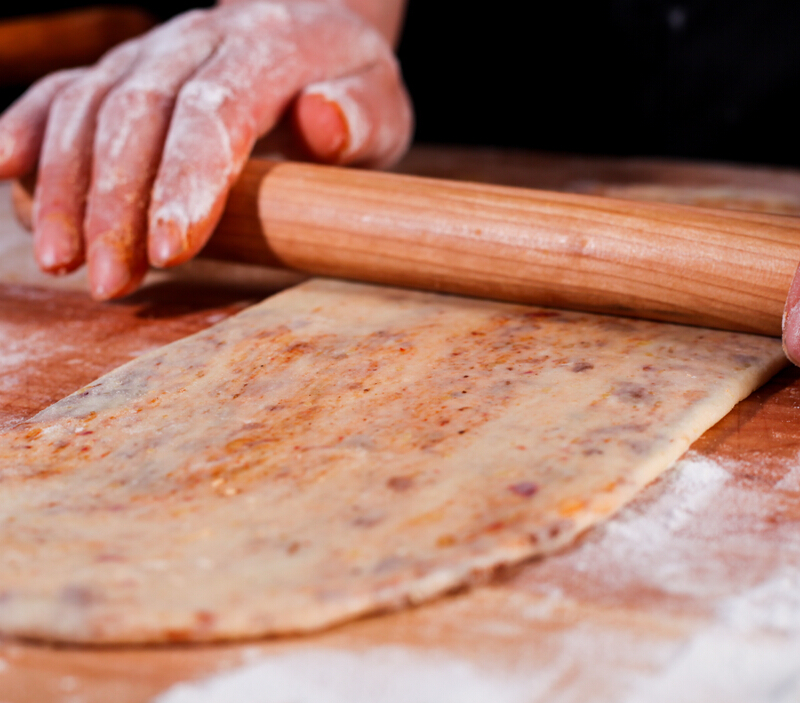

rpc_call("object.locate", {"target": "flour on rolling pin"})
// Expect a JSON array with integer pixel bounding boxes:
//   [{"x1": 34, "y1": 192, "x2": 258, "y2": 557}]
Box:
[{"x1": 0, "y1": 279, "x2": 786, "y2": 643}]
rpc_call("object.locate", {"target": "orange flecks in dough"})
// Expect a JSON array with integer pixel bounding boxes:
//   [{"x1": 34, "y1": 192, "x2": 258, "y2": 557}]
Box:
[{"x1": 558, "y1": 498, "x2": 587, "y2": 517}]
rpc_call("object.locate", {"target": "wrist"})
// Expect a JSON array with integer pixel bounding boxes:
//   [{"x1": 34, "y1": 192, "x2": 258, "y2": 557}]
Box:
[{"x1": 214, "y1": 0, "x2": 405, "y2": 46}]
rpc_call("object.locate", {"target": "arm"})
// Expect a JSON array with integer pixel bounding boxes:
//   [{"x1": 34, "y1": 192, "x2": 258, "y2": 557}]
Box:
[
  {"x1": 0, "y1": 0, "x2": 412, "y2": 299},
  {"x1": 216, "y1": 0, "x2": 408, "y2": 45}
]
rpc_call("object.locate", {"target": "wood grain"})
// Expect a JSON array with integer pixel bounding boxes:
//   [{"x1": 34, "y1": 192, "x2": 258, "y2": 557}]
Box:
[
  {"x1": 0, "y1": 282, "x2": 259, "y2": 431},
  {"x1": 230, "y1": 160, "x2": 800, "y2": 336},
  {"x1": 393, "y1": 144, "x2": 800, "y2": 206},
  {"x1": 15, "y1": 157, "x2": 800, "y2": 335},
  {"x1": 4, "y1": 149, "x2": 800, "y2": 701}
]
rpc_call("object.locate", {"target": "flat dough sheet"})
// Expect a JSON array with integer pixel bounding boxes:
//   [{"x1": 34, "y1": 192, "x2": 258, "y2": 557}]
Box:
[{"x1": 0, "y1": 279, "x2": 786, "y2": 643}]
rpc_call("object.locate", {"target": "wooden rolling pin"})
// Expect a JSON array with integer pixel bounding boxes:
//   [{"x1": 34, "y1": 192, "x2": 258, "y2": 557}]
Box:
[
  {"x1": 14, "y1": 158, "x2": 800, "y2": 336},
  {"x1": 205, "y1": 158, "x2": 800, "y2": 336},
  {"x1": 0, "y1": 7, "x2": 156, "y2": 85}
]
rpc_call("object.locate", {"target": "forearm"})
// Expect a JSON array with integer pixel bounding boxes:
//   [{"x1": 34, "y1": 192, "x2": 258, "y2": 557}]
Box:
[
  {"x1": 216, "y1": 0, "x2": 407, "y2": 45},
  {"x1": 331, "y1": 0, "x2": 407, "y2": 45}
]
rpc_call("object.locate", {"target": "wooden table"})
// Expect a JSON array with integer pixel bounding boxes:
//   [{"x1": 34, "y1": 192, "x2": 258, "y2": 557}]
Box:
[{"x1": 2, "y1": 146, "x2": 800, "y2": 702}]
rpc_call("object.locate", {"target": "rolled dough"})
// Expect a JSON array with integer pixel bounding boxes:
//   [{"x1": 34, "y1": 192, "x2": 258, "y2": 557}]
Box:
[{"x1": 0, "y1": 279, "x2": 786, "y2": 643}]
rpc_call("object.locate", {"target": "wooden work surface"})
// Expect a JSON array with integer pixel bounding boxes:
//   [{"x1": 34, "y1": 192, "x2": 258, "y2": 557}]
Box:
[{"x1": 2, "y1": 146, "x2": 800, "y2": 702}]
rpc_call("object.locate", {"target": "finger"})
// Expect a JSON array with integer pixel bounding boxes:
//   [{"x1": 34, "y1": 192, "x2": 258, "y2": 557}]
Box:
[
  {"x1": 0, "y1": 69, "x2": 86, "y2": 179},
  {"x1": 147, "y1": 36, "x2": 301, "y2": 266},
  {"x1": 34, "y1": 41, "x2": 139, "y2": 275},
  {"x1": 292, "y1": 60, "x2": 413, "y2": 169},
  {"x1": 11, "y1": 174, "x2": 36, "y2": 231},
  {"x1": 783, "y1": 261, "x2": 800, "y2": 365},
  {"x1": 85, "y1": 11, "x2": 220, "y2": 299},
  {"x1": 148, "y1": 3, "x2": 393, "y2": 267}
]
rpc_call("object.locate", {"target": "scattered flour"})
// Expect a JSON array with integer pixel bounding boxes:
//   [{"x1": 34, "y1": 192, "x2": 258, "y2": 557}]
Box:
[
  {"x1": 3, "y1": 179, "x2": 799, "y2": 701},
  {"x1": 621, "y1": 566, "x2": 800, "y2": 703},
  {"x1": 151, "y1": 455, "x2": 800, "y2": 703},
  {"x1": 774, "y1": 462, "x2": 800, "y2": 492},
  {"x1": 556, "y1": 452, "x2": 800, "y2": 601},
  {"x1": 153, "y1": 647, "x2": 534, "y2": 703},
  {"x1": 568, "y1": 452, "x2": 800, "y2": 702},
  {"x1": 562, "y1": 453, "x2": 734, "y2": 598},
  {"x1": 49, "y1": 43, "x2": 139, "y2": 157},
  {"x1": 0, "y1": 183, "x2": 89, "y2": 290},
  {"x1": 723, "y1": 566, "x2": 800, "y2": 635},
  {"x1": 622, "y1": 629, "x2": 800, "y2": 703}
]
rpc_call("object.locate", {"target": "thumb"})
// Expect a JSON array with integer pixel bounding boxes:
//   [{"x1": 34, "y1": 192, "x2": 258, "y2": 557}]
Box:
[
  {"x1": 291, "y1": 60, "x2": 413, "y2": 170},
  {"x1": 783, "y1": 260, "x2": 800, "y2": 365}
]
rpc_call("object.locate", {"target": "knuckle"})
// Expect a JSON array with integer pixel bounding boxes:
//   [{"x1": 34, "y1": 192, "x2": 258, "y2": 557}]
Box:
[
  {"x1": 142, "y1": 8, "x2": 217, "y2": 55},
  {"x1": 178, "y1": 78, "x2": 233, "y2": 113},
  {"x1": 165, "y1": 7, "x2": 211, "y2": 28},
  {"x1": 95, "y1": 39, "x2": 141, "y2": 73}
]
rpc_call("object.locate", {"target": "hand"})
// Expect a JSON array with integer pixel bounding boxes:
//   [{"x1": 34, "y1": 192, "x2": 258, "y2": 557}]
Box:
[
  {"x1": 783, "y1": 263, "x2": 800, "y2": 365},
  {"x1": 0, "y1": 0, "x2": 413, "y2": 299}
]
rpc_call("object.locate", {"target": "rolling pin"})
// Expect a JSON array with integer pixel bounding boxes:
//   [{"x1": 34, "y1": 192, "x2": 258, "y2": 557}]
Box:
[
  {"x1": 0, "y1": 7, "x2": 156, "y2": 85},
  {"x1": 14, "y1": 157, "x2": 800, "y2": 336}
]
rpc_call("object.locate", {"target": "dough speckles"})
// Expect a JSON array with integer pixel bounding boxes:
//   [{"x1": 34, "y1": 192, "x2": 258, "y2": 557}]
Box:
[{"x1": 0, "y1": 279, "x2": 786, "y2": 643}]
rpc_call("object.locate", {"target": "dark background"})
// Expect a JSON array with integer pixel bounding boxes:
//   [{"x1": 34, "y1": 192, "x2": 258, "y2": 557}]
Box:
[
  {"x1": 3, "y1": 0, "x2": 800, "y2": 166},
  {"x1": 396, "y1": 1, "x2": 800, "y2": 166}
]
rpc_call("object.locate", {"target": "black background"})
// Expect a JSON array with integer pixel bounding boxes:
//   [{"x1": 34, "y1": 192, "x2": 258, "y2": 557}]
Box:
[
  {"x1": 397, "y1": 0, "x2": 800, "y2": 165},
  {"x1": 3, "y1": 0, "x2": 800, "y2": 166}
]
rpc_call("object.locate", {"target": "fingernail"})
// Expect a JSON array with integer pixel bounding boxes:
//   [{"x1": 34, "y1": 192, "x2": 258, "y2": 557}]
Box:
[
  {"x1": 296, "y1": 93, "x2": 350, "y2": 162},
  {"x1": 149, "y1": 218, "x2": 186, "y2": 268},
  {"x1": 89, "y1": 244, "x2": 131, "y2": 300},
  {"x1": 34, "y1": 214, "x2": 83, "y2": 274}
]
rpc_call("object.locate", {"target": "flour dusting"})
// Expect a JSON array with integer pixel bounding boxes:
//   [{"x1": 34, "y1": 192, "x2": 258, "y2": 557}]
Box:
[
  {"x1": 561, "y1": 453, "x2": 742, "y2": 600},
  {"x1": 774, "y1": 460, "x2": 800, "y2": 492},
  {"x1": 619, "y1": 560, "x2": 800, "y2": 703},
  {"x1": 153, "y1": 647, "x2": 533, "y2": 703},
  {"x1": 621, "y1": 630, "x2": 800, "y2": 703},
  {"x1": 723, "y1": 566, "x2": 800, "y2": 635}
]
